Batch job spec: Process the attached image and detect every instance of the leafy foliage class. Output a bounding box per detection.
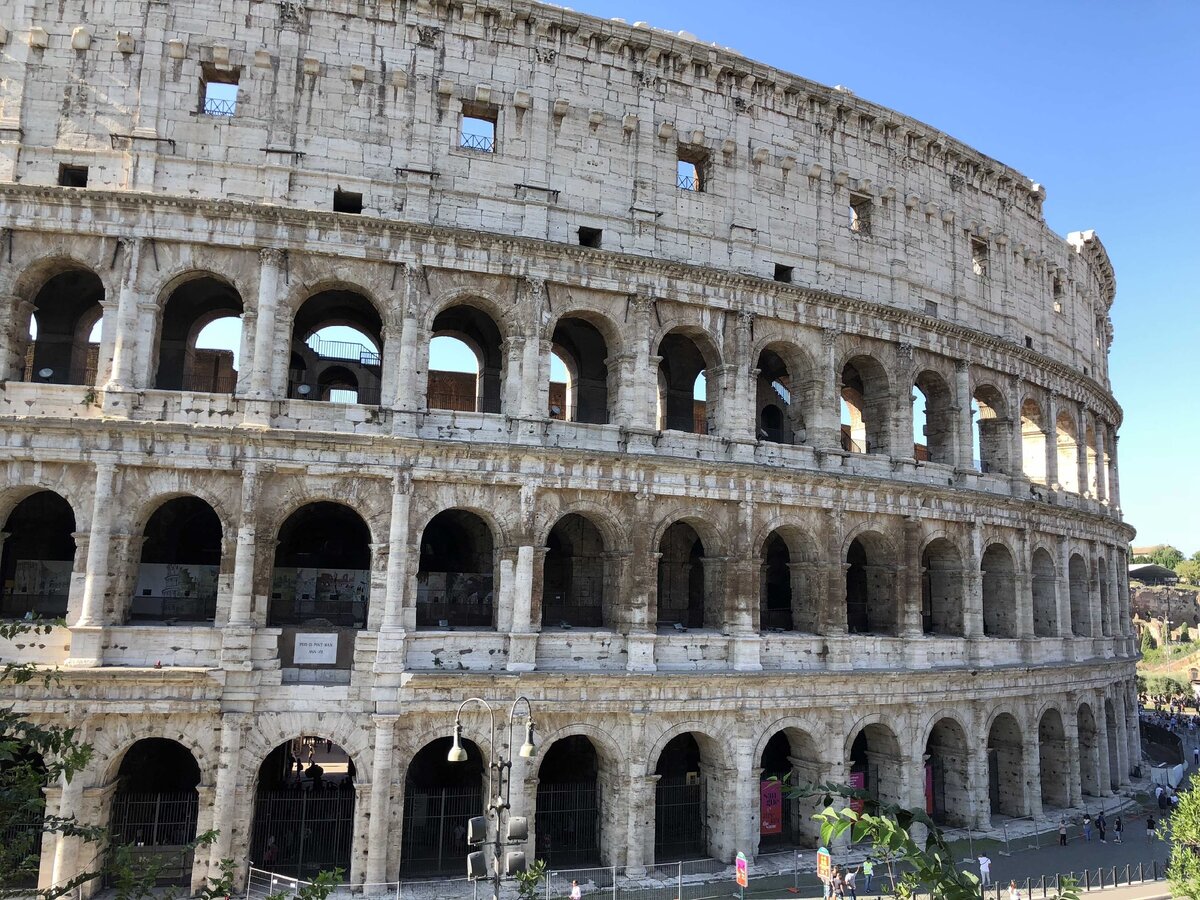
[264,869,344,900]
[1177,560,1200,585]
[1168,786,1200,898]
[1141,628,1158,653]
[514,859,547,900]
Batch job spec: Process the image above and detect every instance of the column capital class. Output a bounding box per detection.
[259,247,286,267]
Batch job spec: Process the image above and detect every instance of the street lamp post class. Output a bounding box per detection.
[448,696,536,900]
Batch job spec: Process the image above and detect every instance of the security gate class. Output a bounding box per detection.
[107,791,198,886]
[655,779,707,862]
[399,784,481,876]
[535,781,601,866]
[250,789,354,880]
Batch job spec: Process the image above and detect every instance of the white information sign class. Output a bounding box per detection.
[293,632,338,665]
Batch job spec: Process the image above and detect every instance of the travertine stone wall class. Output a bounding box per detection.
[0,0,1135,893]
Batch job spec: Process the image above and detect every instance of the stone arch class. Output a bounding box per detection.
[755,722,824,852]
[427,300,506,414]
[417,508,497,630]
[845,720,904,807]
[656,519,719,630]
[1038,708,1071,810]
[152,271,244,393]
[1069,553,1091,637]
[986,712,1025,818]
[759,524,819,633]
[913,368,955,464]
[921,535,965,636]
[650,726,725,862]
[21,266,106,386]
[753,340,816,445]
[839,353,891,455]
[981,542,1018,637]
[1055,409,1080,493]
[845,529,898,635]
[534,734,609,866]
[542,512,611,629]
[1031,547,1058,636]
[1020,397,1047,484]
[128,494,224,624]
[924,716,971,826]
[288,286,384,406]
[269,501,372,628]
[398,735,485,876]
[548,312,616,424]
[0,489,77,619]
[656,326,723,435]
[1097,555,1112,637]
[973,383,1011,474]
[1077,702,1102,798]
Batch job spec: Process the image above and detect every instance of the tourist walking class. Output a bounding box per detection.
[1114,815,1123,843]
[1058,817,1067,845]
[1147,815,1156,841]
[844,866,858,900]
[1097,811,1107,843]
[978,854,992,887]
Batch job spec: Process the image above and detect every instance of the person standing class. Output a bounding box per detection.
[978,854,992,887]
[1096,812,1107,843]
[1058,817,1067,846]
[843,867,858,900]
[1082,813,1092,842]
[1114,815,1123,843]
[1147,815,1156,841]
[1008,880,1022,900]
[569,880,582,900]
[862,858,874,892]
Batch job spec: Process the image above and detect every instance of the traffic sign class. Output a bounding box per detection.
[735,852,748,888]
[816,847,831,882]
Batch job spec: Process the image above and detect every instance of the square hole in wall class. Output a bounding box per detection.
[971,237,989,277]
[676,146,708,192]
[461,104,498,152]
[849,193,872,234]
[1025,336,1034,350]
[58,164,88,187]
[200,65,240,116]
[773,264,793,283]
[924,299,938,318]
[333,189,363,214]
[578,226,602,248]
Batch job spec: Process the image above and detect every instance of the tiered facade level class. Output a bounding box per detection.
[0,0,1136,892]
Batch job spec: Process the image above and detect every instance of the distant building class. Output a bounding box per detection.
[1129,564,1179,586]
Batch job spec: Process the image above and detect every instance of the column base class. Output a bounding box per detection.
[620,426,659,454]
[726,437,757,463]
[626,632,657,672]
[730,633,762,671]
[391,409,418,437]
[241,398,273,427]
[506,632,538,671]
[64,626,105,667]
[99,386,138,415]
[220,624,255,671]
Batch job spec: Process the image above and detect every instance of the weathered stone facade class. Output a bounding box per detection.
[0,0,1135,893]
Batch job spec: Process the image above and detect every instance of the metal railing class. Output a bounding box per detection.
[288,377,383,406]
[460,132,495,153]
[203,95,237,117]
[305,335,381,366]
[181,371,238,394]
[415,572,495,628]
[677,173,699,191]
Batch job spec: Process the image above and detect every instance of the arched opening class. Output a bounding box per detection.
[840,356,889,455]
[657,331,713,434]
[654,733,713,862]
[760,533,792,632]
[656,522,712,630]
[1055,411,1080,493]
[1032,548,1058,637]
[1,747,48,889]
[974,386,1010,475]
[1069,553,1091,637]
[987,714,1024,819]
[401,737,484,877]
[1038,710,1070,810]
[289,290,383,405]
[846,534,896,635]
[535,736,603,867]
[270,503,371,628]
[981,544,1018,638]
[921,538,964,636]
[755,347,807,444]
[155,276,243,393]
[925,719,970,827]
[1077,704,1101,798]
[1020,399,1047,484]
[132,497,221,623]
[429,305,503,414]
[0,491,76,619]
[549,317,609,424]
[1085,425,1100,497]
[417,510,495,629]
[108,739,201,886]
[757,729,821,853]
[542,514,607,629]
[1104,699,1120,791]
[912,371,954,464]
[251,738,356,880]
[22,269,105,385]
[848,724,902,806]
[1098,557,1112,637]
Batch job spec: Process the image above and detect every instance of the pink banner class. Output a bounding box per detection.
[760,780,783,834]
[924,763,934,814]
[848,770,865,813]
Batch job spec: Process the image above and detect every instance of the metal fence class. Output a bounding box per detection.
[250,789,356,880]
[400,784,481,877]
[534,781,602,867]
[108,790,198,886]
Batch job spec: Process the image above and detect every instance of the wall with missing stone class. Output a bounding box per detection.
[0,0,1136,895]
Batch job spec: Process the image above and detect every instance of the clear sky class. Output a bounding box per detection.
[561,0,1200,553]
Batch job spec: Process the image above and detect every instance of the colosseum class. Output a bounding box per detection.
[0,0,1136,893]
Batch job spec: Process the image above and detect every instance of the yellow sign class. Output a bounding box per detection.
[816,847,831,881]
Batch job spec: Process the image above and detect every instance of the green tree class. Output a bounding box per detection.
[1151,546,1186,570]
[1141,628,1158,653]
[1167,786,1200,898]
[514,860,548,900]
[1177,560,1200,585]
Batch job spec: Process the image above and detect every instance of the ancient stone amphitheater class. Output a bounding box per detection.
[0,0,1136,893]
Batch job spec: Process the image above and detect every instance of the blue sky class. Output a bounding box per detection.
[561,0,1200,553]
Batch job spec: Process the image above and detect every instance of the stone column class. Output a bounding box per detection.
[245,248,284,422]
[68,463,117,666]
[103,238,143,393]
[1112,692,1131,788]
[811,329,841,450]
[392,263,425,434]
[0,294,34,381]
[1093,417,1108,503]
[962,524,983,638]
[51,770,86,889]
[967,741,991,828]
[1076,405,1090,496]
[377,323,402,408]
[365,717,397,885]
[381,471,412,632]
[891,343,915,459]
[1096,703,1113,796]
[495,548,517,634]
[614,295,656,433]
[1056,536,1073,638]
[1044,393,1059,489]
[1016,528,1035,639]
[226,465,261,627]
[626,773,656,874]
[1021,733,1043,818]
[900,518,923,636]
[1088,541,1104,640]
[823,509,848,635]
[955,360,974,470]
[1107,433,1122,510]
[1065,726,1084,808]
[207,713,245,874]
[727,311,756,445]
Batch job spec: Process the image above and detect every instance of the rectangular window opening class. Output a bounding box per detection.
[58,164,88,187]
[676,147,708,192]
[773,264,793,284]
[578,226,603,249]
[461,105,497,153]
[971,237,989,277]
[1025,336,1034,350]
[849,193,872,234]
[333,189,363,214]
[200,66,240,117]
[924,299,938,318]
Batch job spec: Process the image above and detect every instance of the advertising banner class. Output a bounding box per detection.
[848,770,866,813]
[760,780,783,834]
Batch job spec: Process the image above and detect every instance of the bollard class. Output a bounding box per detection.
[1153,860,1160,880]
[1138,862,1144,882]
[1084,869,1090,891]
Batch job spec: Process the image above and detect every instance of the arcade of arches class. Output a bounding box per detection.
[21,694,1136,892]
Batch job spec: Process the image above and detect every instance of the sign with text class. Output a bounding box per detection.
[848,770,866,813]
[735,852,748,888]
[760,780,783,834]
[294,632,338,664]
[816,847,831,882]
